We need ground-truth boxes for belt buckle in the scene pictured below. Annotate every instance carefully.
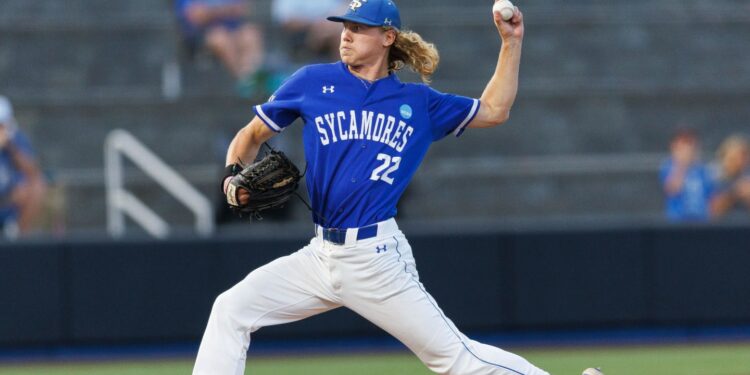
[324,228,346,245]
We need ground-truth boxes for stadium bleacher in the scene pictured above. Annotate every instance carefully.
[1,0,748,232]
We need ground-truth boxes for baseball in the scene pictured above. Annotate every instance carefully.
[493,0,515,21]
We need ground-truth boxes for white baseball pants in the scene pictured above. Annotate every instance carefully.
[193,219,549,375]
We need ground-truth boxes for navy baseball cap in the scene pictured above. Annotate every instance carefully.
[328,0,402,30]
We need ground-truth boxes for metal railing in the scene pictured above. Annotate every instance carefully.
[104,129,214,239]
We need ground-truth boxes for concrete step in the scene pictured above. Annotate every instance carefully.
[0,28,174,91]
[57,165,309,232]
[55,154,667,232]
[421,21,750,88]
[0,0,167,18]
[423,93,749,158]
[407,155,665,220]
[9,87,747,185]
[14,97,265,171]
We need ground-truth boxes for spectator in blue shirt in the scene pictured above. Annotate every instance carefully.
[175,0,265,95]
[272,0,346,62]
[660,129,714,221]
[0,96,47,238]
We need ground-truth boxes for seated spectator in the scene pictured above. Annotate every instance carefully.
[175,0,266,96]
[272,0,346,62]
[709,135,750,218]
[660,129,713,221]
[0,96,47,239]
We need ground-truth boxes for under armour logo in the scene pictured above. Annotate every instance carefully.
[349,0,366,11]
[322,85,335,94]
[376,245,388,253]
[384,18,392,26]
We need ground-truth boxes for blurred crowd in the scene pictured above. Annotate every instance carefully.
[1,0,351,239]
[174,0,345,98]
[0,96,48,239]
[171,0,750,226]
[661,129,750,222]
[1,0,749,240]
[173,0,348,223]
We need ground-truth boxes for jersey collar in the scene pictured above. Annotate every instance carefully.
[339,61,400,89]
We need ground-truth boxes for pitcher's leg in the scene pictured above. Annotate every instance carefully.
[351,280,546,375]
[194,240,339,375]
[344,236,548,375]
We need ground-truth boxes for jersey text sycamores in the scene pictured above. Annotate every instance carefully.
[314,110,414,152]
[252,62,480,228]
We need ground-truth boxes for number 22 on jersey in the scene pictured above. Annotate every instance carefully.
[370,153,401,185]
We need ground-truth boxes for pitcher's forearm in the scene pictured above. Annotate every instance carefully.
[468,5,524,129]
[226,117,275,166]
[479,40,522,124]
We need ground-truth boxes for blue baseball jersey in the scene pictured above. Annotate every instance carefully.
[659,159,714,221]
[255,62,479,228]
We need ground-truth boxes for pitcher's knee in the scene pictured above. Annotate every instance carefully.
[209,287,268,334]
[210,290,241,322]
[418,349,461,375]
[422,358,453,374]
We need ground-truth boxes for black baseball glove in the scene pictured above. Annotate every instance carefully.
[224,150,301,218]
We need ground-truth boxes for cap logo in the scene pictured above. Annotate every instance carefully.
[384,18,392,26]
[349,0,367,11]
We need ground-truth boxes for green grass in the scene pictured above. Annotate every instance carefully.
[0,343,749,375]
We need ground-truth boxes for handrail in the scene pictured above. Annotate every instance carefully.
[104,129,214,239]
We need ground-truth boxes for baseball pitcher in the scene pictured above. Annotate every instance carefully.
[194,1,602,374]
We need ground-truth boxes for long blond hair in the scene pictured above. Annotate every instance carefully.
[716,134,749,179]
[387,29,439,83]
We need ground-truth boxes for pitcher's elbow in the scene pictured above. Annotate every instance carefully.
[491,110,510,126]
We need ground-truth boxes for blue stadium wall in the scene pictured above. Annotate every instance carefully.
[2,226,750,348]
